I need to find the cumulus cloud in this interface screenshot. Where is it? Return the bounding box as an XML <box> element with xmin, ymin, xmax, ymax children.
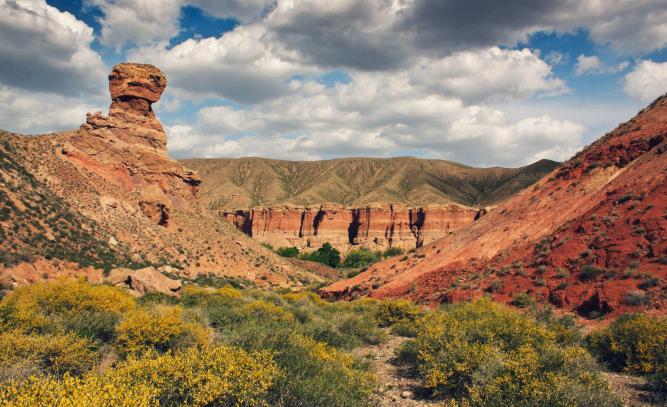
<box><xmin>0</xmin><ymin>85</ymin><xmax>103</xmax><ymax>134</ymax></box>
<box><xmin>574</xmin><ymin>55</ymin><xmax>602</xmax><ymax>75</ymax></box>
<box><xmin>624</xmin><ymin>60</ymin><xmax>667</xmax><ymax>102</ymax></box>
<box><xmin>259</xmin><ymin>0</ymin><xmax>667</xmax><ymax>71</ymax></box>
<box><xmin>409</xmin><ymin>48</ymin><xmax>567</xmax><ymax>104</ymax></box>
<box><xmin>128</xmin><ymin>24</ymin><xmax>316</xmax><ymax>103</ymax></box>
<box><xmin>88</xmin><ymin>0</ymin><xmax>275</xmax><ymax>48</ymax></box>
<box><xmin>189</xmin><ymin>0</ymin><xmax>275</xmax><ymax>22</ymax></box>
<box><xmin>0</xmin><ymin>0</ymin><xmax>106</xmax><ymax>95</ymax></box>
<box><xmin>165</xmin><ymin>59</ymin><xmax>584</xmax><ymax>166</ymax></box>
<box><xmin>575</xmin><ymin>54</ymin><xmax>630</xmax><ymax>75</ymax></box>
<box><xmin>265</xmin><ymin>0</ymin><xmax>410</xmax><ymax>71</ymax></box>
<box><xmin>400</xmin><ymin>0</ymin><xmax>667</xmax><ymax>57</ymax></box>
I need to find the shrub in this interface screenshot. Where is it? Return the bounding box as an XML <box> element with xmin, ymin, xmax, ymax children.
<box><xmin>266</xmin><ymin>333</ymin><xmax>375</xmax><ymax>406</ymax></box>
<box><xmin>622</xmin><ymin>290</ymin><xmax>649</xmax><ymax>306</ymax></box>
<box><xmin>300</xmin><ymin>243</ymin><xmax>341</xmax><ymax>268</ymax></box>
<box><xmin>409</xmin><ymin>299</ymin><xmax>619</xmax><ymax>406</ymax></box>
<box><xmin>0</xmin><ymin>345</ymin><xmax>279</xmax><ymax>407</ymax></box>
<box><xmin>580</xmin><ymin>265</ymin><xmax>604</xmax><ymax>281</ymax></box>
<box><xmin>115</xmin><ymin>305</ymin><xmax>210</xmax><ymax>356</ymax></box>
<box><xmin>276</xmin><ymin>246</ymin><xmax>299</xmax><ymax>258</ymax></box>
<box><xmin>382</xmin><ymin>247</ymin><xmax>404</xmax><ymax>258</ymax></box>
<box><xmin>638</xmin><ymin>277</ymin><xmax>660</xmax><ymax>290</ymax></box>
<box><xmin>342</xmin><ymin>247</ymin><xmax>381</xmax><ymax>268</ymax></box>
<box><xmin>375</xmin><ymin>298</ymin><xmax>423</xmax><ymax>327</ymax></box>
<box><xmin>0</xmin><ymin>279</ymin><xmax>134</xmax><ymax>338</ymax></box>
<box><xmin>0</xmin><ymin>331</ymin><xmax>97</xmax><ymax>380</ymax></box>
<box><xmin>586</xmin><ymin>313</ymin><xmax>667</xmax><ymax>387</ymax></box>
<box><xmin>510</xmin><ymin>292</ymin><xmax>536</xmax><ymax>308</ymax></box>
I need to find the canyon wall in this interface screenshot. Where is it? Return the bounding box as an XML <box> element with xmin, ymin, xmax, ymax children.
<box><xmin>221</xmin><ymin>203</ymin><xmax>485</xmax><ymax>253</ymax></box>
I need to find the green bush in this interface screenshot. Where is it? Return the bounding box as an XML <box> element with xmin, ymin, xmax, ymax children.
<box><xmin>342</xmin><ymin>247</ymin><xmax>381</xmax><ymax>268</ymax></box>
<box><xmin>580</xmin><ymin>265</ymin><xmax>604</xmax><ymax>281</ymax></box>
<box><xmin>382</xmin><ymin>247</ymin><xmax>404</xmax><ymax>258</ymax></box>
<box><xmin>276</xmin><ymin>246</ymin><xmax>299</xmax><ymax>258</ymax></box>
<box><xmin>510</xmin><ymin>292</ymin><xmax>536</xmax><ymax>308</ymax></box>
<box><xmin>300</xmin><ymin>243</ymin><xmax>340</xmax><ymax>268</ymax></box>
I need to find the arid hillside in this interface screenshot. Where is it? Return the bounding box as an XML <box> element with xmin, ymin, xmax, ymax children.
<box><xmin>0</xmin><ymin>63</ymin><xmax>317</xmax><ymax>288</ymax></box>
<box><xmin>323</xmin><ymin>94</ymin><xmax>667</xmax><ymax>319</ymax></box>
<box><xmin>183</xmin><ymin>156</ymin><xmax>559</xmax><ymax>209</ymax></box>
<box><xmin>186</xmin><ymin>156</ymin><xmax>557</xmax><ymax>254</ymax></box>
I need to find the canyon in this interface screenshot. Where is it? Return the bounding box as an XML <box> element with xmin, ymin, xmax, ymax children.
<box><xmin>185</xmin><ymin>156</ymin><xmax>557</xmax><ymax>253</ymax></box>
<box><xmin>323</xmin><ymin>94</ymin><xmax>667</xmax><ymax>319</ymax></box>
<box><xmin>221</xmin><ymin>203</ymin><xmax>487</xmax><ymax>253</ymax></box>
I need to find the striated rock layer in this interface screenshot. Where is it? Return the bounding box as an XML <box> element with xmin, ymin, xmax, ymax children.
<box><xmin>221</xmin><ymin>203</ymin><xmax>485</xmax><ymax>253</ymax></box>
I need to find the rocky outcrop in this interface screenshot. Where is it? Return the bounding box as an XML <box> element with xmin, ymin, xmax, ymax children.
<box><xmin>107</xmin><ymin>266</ymin><xmax>182</xmax><ymax>296</ymax></box>
<box><xmin>61</xmin><ymin>63</ymin><xmax>200</xmax><ymax>226</ymax></box>
<box><xmin>222</xmin><ymin>203</ymin><xmax>483</xmax><ymax>253</ymax></box>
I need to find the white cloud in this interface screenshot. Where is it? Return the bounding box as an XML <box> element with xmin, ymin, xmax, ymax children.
<box><xmin>575</xmin><ymin>54</ymin><xmax>602</xmax><ymax>75</ymax></box>
<box><xmin>166</xmin><ymin>57</ymin><xmax>583</xmax><ymax>166</ymax></box>
<box><xmin>409</xmin><ymin>48</ymin><xmax>567</xmax><ymax>104</ymax></box>
<box><xmin>0</xmin><ymin>85</ymin><xmax>104</xmax><ymax>134</ymax></box>
<box><xmin>544</xmin><ymin>51</ymin><xmax>567</xmax><ymax>66</ymax></box>
<box><xmin>624</xmin><ymin>60</ymin><xmax>667</xmax><ymax>102</ymax></box>
<box><xmin>88</xmin><ymin>0</ymin><xmax>183</xmax><ymax>48</ymax></box>
<box><xmin>128</xmin><ymin>24</ymin><xmax>316</xmax><ymax>103</ymax></box>
<box><xmin>575</xmin><ymin>54</ymin><xmax>630</xmax><ymax>76</ymax></box>
<box><xmin>0</xmin><ymin>0</ymin><xmax>106</xmax><ymax>95</ymax></box>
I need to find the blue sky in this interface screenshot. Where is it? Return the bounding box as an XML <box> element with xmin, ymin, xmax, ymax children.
<box><xmin>1</xmin><ymin>0</ymin><xmax>667</xmax><ymax>166</ymax></box>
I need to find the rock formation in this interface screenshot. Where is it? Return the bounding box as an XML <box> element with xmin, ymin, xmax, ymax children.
<box><xmin>323</xmin><ymin>94</ymin><xmax>667</xmax><ymax>318</ymax></box>
<box><xmin>61</xmin><ymin>63</ymin><xmax>200</xmax><ymax>226</ymax></box>
<box><xmin>222</xmin><ymin>203</ymin><xmax>484</xmax><ymax>253</ymax></box>
<box><xmin>107</xmin><ymin>266</ymin><xmax>182</xmax><ymax>297</ymax></box>
<box><xmin>0</xmin><ymin>63</ymin><xmax>316</xmax><ymax>288</ymax></box>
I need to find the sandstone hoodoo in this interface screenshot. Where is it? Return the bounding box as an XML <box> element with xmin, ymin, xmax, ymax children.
<box><xmin>222</xmin><ymin>203</ymin><xmax>485</xmax><ymax>253</ymax></box>
<box><xmin>0</xmin><ymin>63</ymin><xmax>315</xmax><ymax>287</ymax></box>
<box><xmin>323</xmin><ymin>94</ymin><xmax>667</xmax><ymax>318</ymax></box>
<box><xmin>62</xmin><ymin>63</ymin><xmax>200</xmax><ymax>226</ymax></box>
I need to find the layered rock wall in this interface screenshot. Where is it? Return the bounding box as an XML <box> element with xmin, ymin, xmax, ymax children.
<box><xmin>221</xmin><ymin>204</ymin><xmax>483</xmax><ymax>253</ymax></box>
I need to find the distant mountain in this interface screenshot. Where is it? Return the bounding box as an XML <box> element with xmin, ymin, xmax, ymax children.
<box><xmin>182</xmin><ymin>156</ymin><xmax>559</xmax><ymax>209</ymax></box>
<box><xmin>323</xmin><ymin>94</ymin><xmax>667</xmax><ymax>319</ymax></box>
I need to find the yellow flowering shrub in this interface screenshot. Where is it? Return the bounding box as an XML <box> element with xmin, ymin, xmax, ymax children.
<box><xmin>0</xmin><ymin>279</ymin><xmax>134</xmax><ymax>334</ymax></box>
<box><xmin>241</xmin><ymin>300</ymin><xmax>296</xmax><ymax>324</ymax></box>
<box><xmin>587</xmin><ymin>313</ymin><xmax>667</xmax><ymax>386</ymax></box>
<box><xmin>282</xmin><ymin>291</ymin><xmax>327</xmax><ymax>306</ymax></box>
<box><xmin>409</xmin><ymin>299</ymin><xmax>619</xmax><ymax>406</ymax></box>
<box><xmin>0</xmin><ymin>330</ymin><xmax>97</xmax><ymax>379</ymax></box>
<box><xmin>0</xmin><ymin>345</ymin><xmax>278</xmax><ymax>407</ymax></box>
<box><xmin>115</xmin><ymin>304</ymin><xmax>210</xmax><ymax>356</ymax></box>
<box><xmin>374</xmin><ymin>298</ymin><xmax>424</xmax><ymax>327</ymax></box>
<box><xmin>268</xmin><ymin>332</ymin><xmax>375</xmax><ymax>406</ymax></box>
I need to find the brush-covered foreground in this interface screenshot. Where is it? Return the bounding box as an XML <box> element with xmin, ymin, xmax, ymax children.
<box><xmin>0</xmin><ymin>280</ymin><xmax>664</xmax><ymax>406</ymax></box>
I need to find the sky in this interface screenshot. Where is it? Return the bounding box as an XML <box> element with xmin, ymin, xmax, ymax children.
<box><xmin>1</xmin><ymin>0</ymin><xmax>667</xmax><ymax>167</ymax></box>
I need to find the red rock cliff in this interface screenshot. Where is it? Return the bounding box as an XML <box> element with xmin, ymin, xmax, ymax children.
<box><xmin>61</xmin><ymin>63</ymin><xmax>200</xmax><ymax>226</ymax></box>
<box><xmin>221</xmin><ymin>203</ymin><xmax>483</xmax><ymax>253</ymax></box>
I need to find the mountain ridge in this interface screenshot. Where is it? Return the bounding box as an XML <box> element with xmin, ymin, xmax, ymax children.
<box><xmin>182</xmin><ymin>156</ymin><xmax>560</xmax><ymax>210</ymax></box>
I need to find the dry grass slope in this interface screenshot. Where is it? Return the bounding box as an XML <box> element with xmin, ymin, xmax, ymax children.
<box><xmin>183</xmin><ymin>157</ymin><xmax>559</xmax><ymax>209</ymax></box>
